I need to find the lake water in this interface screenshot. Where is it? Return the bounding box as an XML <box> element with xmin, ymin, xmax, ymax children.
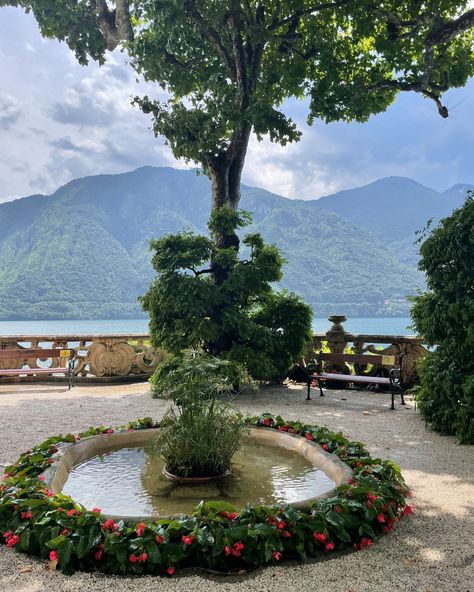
<box><xmin>0</xmin><ymin>317</ymin><xmax>414</xmax><ymax>336</ymax></box>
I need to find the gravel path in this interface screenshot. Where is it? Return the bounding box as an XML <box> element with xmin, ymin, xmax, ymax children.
<box><xmin>0</xmin><ymin>381</ymin><xmax>472</xmax><ymax>592</ymax></box>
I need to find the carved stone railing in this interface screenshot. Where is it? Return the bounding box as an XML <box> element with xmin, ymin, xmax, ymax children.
<box><xmin>1</xmin><ymin>320</ymin><xmax>430</xmax><ymax>386</ymax></box>
<box><xmin>303</xmin><ymin>316</ymin><xmax>430</xmax><ymax>387</ymax></box>
<box><xmin>0</xmin><ymin>335</ymin><xmax>166</xmax><ymax>383</ymax></box>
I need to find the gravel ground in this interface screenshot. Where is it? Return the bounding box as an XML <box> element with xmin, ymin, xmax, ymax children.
<box><xmin>0</xmin><ymin>381</ymin><xmax>473</xmax><ymax>592</ymax></box>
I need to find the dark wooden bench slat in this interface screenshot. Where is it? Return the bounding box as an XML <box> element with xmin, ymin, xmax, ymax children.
<box><xmin>0</xmin><ymin>348</ymin><xmax>72</xmax><ymax>360</ymax></box>
<box><xmin>319</xmin><ymin>353</ymin><xmax>400</xmax><ymax>366</ymax></box>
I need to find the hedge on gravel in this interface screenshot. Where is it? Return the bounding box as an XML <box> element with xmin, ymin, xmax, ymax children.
<box><xmin>0</xmin><ymin>415</ymin><xmax>414</xmax><ymax>575</ymax></box>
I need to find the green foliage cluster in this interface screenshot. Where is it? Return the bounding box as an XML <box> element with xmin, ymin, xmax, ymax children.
<box><xmin>148</xmin><ymin>354</ymin><xmax>247</xmax><ymax>478</ymax></box>
<box><xmin>141</xmin><ymin>209</ymin><xmax>313</xmax><ymax>381</ymax></box>
<box><xmin>411</xmin><ymin>193</ymin><xmax>474</xmax><ymax>443</ymax></box>
<box><xmin>0</xmin><ymin>415</ymin><xmax>412</xmax><ymax>575</ymax></box>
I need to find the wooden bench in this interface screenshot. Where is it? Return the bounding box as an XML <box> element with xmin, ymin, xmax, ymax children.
<box><xmin>305</xmin><ymin>352</ymin><xmax>405</xmax><ymax>410</ymax></box>
<box><xmin>0</xmin><ymin>348</ymin><xmax>75</xmax><ymax>389</ymax></box>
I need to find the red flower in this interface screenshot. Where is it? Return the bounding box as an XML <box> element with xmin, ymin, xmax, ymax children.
<box><xmin>277</xmin><ymin>520</ymin><xmax>286</xmax><ymax>530</ymax></box>
<box><xmin>102</xmin><ymin>518</ymin><xmax>119</xmax><ymax>531</ymax></box>
<box><xmin>401</xmin><ymin>504</ymin><xmax>415</xmax><ymax>517</ymax></box>
<box><xmin>66</xmin><ymin>509</ymin><xmax>78</xmax><ymax>517</ymax></box>
<box><xmin>182</xmin><ymin>534</ymin><xmax>195</xmax><ymax>545</ymax></box>
<box><xmin>136</xmin><ymin>523</ymin><xmax>146</xmax><ymax>537</ymax></box>
<box><xmin>227</xmin><ymin>542</ymin><xmax>245</xmax><ymax>557</ymax></box>
<box><xmin>277</xmin><ymin>426</ymin><xmax>288</xmax><ymax>432</ymax></box>
<box><xmin>313</xmin><ymin>532</ymin><xmax>326</xmax><ymax>543</ymax></box>
<box><xmin>334</xmin><ymin>506</ymin><xmax>343</xmax><ymax>514</ymax></box>
<box><xmin>91</xmin><ymin>507</ymin><xmax>101</xmax><ymax>514</ymax></box>
<box><xmin>261</xmin><ymin>418</ymin><xmax>272</xmax><ymax>426</ymax></box>
<box><xmin>377</xmin><ymin>513</ymin><xmax>386</xmax><ymax>523</ymax></box>
<box><xmin>129</xmin><ymin>554</ymin><xmax>138</xmax><ymax>563</ymax></box>
<box><xmin>383</xmin><ymin>519</ymin><xmax>394</xmax><ymax>534</ymax></box>
<box><xmin>359</xmin><ymin>537</ymin><xmax>373</xmax><ymax>549</ymax></box>
<box><xmin>48</xmin><ymin>459</ymin><xmax>55</xmax><ymax>464</ymax></box>
<box><xmin>3</xmin><ymin>531</ymin><xmax>20</xmax><ymax>548</ymax></box>
<box><xmin>37</xmin><ymin>475</ymin><xmax>45</xmax><ymax>481</ymax></box>
<box><xmin>305</xmin><ymin>432</ymin><xmax>314</xmax><ymax>441</ymax></box>
<box><xmin>325</xmin><ymin>542</ymin><xmax>335</xmax><ymax>552</ymax></box>
<box><xmin>104</xmin><ymin>429</ymin><xmax>114</xmax><ymax>434</ymax></box>
<box><xmin>61</xmin><ymin>528</ymin><xmax>71</xmax><ymax>536</ymax></box>
<box><xmin>282</xmin><ymin>530</ymin><xmax>292</xmax><ymax>538</ymax></box>
<box><xmin>56</xmin><ymin>507</ymin><xmax>65</xmax><ymax>512</ymax></box>
<box><xmin>94</xmin><ymin>545</ymin><xmax>104</xmax><ymax>561</ymax></box>
<box><xmin>167</xmin><ymin>566</ymin><xmax>175</xmax><ymax>575</ymax></box>
<box><xmin>49</xmin><ymin>550</ymin><xmax>58</xmax><ymax>561</ymax></box>
<box><xmin>20</xmin><ymin>511</ymin><xmax>33</xmax><ymax>520</ymax></box>
<box><xmin>347</xmin><ymin>477</ymin><xmax>355</xmax><ymax>485</ymax></box>
<box><xmin>219</xmin><ymin>511</ymin><xmax>238</xmax><ymax>520</ymax></box>
<box><xmin>139</xmin><ymin>553</ymin><xmax>147</xmax><ymax>563</ymax></box>
<box><xmin>6</xmin><ymin>534</ymin><xmax>20</xmax><ymax>548</ymax></box>
<box><xmin>322</xmin><ymin>443</ymin><xmax>329</xmax><ymax>451</ymax></box>
<box><xmin>272</xmin><ymin>551</ymin><xmax>282</xmax><ymax>561</ymax></box>
<box><xmin>155</xmin><ymin>535</ymin><xmax>165</xmax><ymax>544</ymax></box>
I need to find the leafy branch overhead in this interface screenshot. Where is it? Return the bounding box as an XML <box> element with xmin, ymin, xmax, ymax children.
<box><xmin>4</xmin><ymin>2</ymin><xmax>474</xmax><ymax>141</ymax></box>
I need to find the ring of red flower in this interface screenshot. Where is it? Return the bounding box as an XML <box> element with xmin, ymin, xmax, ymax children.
<box><xmin>0</xmin><ymin>415</ymin><xmax>414</xmax><ymax>575</ymax></box>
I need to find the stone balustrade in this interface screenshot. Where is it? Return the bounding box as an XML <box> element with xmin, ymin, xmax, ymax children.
<box><xmin>0</xmin><ymin>335</ymin><xmax>166</xmax><ymax>383</ymax></box>
<box><xmin>0</xmin><ymin>319</ymin><xmax>429</xmax><ymax>386</ymax></box>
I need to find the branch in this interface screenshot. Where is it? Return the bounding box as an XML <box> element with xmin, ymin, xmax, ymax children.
<box><xmin>183</xmin><ymin>0</ymin><xmax>236</xmax><ymax>79</ymax></box>
<box><xmin>269</xmin><ymin>0</ymin><xmax>352</xmax><ymax>30</ymax></box>
<box><xmin>95</xmin><ymin>0</ymin><xmax>133</xmax><ymax>51</ymax></box>
<box><xmin>426</xmin><ymin>8</ymin><xmax>474</xmax><ymax>49</ymax></box>
<box><xmin>186</xmin><ymin>267</ymin><xmax>212</xmax><ymax>277</ymax></box>
<box><xmin>228</xmin><ymin>1</ymin><xmax>248</xmax><ymax>102</ymax></box>
<box><xmin>368</xmin><ymin>79</ymin><xmax>449</xmax><ymax>118</ymax></box>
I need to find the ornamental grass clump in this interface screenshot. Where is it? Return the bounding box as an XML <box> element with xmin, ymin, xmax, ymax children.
<box><xmin>149</xmin><ymin>353</ymin><xmax>248</xmax><ymax>478</ymax></box>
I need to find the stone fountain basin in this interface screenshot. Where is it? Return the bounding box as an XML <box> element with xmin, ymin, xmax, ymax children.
<box><xmin>41</xmin><ymin>427</ymin><xmax>353</xmax><ymax>521</ymax></box>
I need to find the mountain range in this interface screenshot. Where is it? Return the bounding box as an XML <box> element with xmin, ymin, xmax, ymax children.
<box><xmin>0</xmin><ymin>167</ymin><xmax>471</xmax><ymax>320</ymax></box>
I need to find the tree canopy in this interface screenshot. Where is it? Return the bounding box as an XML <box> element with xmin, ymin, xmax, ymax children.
<box><xmin>4</xmin><ymin>1</ymin><xmax>474</xmax><ymax>178</ymax></box>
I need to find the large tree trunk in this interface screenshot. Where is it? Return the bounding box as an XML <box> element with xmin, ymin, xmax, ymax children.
<box><xmin>206</xmin><ymin>127</ymin><xmax>250</xmax><ymax>355</ymax></box>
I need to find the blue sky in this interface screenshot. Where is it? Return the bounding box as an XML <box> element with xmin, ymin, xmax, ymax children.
<box><xmin>1</xmin><ymin>6</ymin><xmax>473</xmax><ymax>203</ymax></box>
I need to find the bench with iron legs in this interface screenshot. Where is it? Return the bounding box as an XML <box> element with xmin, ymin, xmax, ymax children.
<box><xmin>305</xmin><ymin>352</ymin><xmax>405</xmax><ymax>410</ymax></box>
<box><xmin>0</xmin><ymin>348</ymin><xmax>75</xmax><ymax>389</ymax></box>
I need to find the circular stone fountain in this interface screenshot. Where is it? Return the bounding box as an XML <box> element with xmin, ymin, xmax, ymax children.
<box><xmin>43</xmin><ymin>427</ymin><xmax>352</xmax><ymax>520</ymax></box>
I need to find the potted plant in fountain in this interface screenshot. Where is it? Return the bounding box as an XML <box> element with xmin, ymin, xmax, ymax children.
<box><xmin>149</xmin><ymin>353</ymin><xmax>248</xmax><ymax>483</ymax></box>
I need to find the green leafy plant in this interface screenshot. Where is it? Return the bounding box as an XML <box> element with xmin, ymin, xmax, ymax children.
<box><xmin>410</xmin><ymin>193</ymin><xmax>474</xmax><ymax>444</ymax></box>
<box><xmin>142</xmin><ymin>210</ymin><xmax>313</xmax><ymax>381</ymax></box>
<box><xmin>148</xmin><ymin>353</ymin><xmax>247</xmax><ymax>477</ymax></box>
<box><xmin>0</xmin><ymin>415</ymin><xmax>413</xmax><ymax>575</ymax></box>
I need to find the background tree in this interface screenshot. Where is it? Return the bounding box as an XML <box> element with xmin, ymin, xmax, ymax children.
<box><xmin>411</xmin><ymin>193</ymin><xmax>474</xmax><ymax>444</ymax></box>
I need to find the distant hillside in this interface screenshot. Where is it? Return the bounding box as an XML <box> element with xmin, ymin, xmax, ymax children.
<box><xmin>310</xmin><ymin>176</ymin><xmax>473</xmax><ymax>265</ymax></box>
<box><xmin>1</xmin><ymin>166</ymin><xmax>468</xmax><ymax>321</ymax></box>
